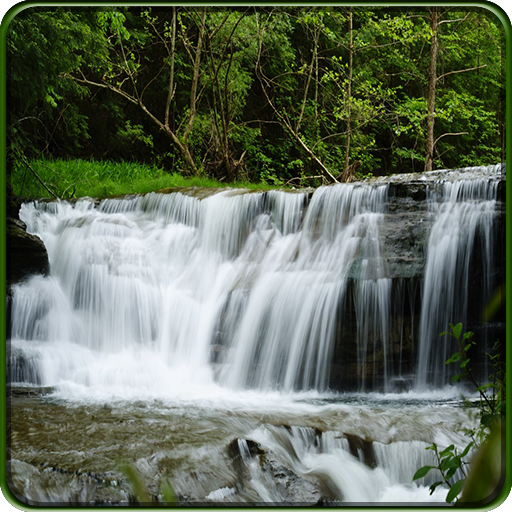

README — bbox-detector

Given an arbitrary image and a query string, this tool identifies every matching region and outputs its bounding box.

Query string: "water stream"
[7,164,504,504]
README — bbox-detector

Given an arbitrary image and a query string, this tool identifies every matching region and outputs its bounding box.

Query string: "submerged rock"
[227,437,323,504]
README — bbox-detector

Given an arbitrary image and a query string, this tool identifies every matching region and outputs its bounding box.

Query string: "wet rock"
[6,186,51,341]
[7,185,49,286]
[260,455,322,504]
[227,437,323,504]
[344,433,376,469]
[7,459,130,505]
[7,217,49,287]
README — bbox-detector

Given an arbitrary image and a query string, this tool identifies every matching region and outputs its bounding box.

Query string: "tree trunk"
[425,7,438,173]
[341,8,354,182]
[164,7,177,130]
[183,7,206,143]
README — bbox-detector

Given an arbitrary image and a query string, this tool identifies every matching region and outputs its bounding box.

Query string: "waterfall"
[9,165,503,394]
[8,165,503,505]
[416,166,501,387]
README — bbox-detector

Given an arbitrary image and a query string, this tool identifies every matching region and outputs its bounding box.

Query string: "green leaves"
[440,322,463,340]
[446,479,465,503]
[413,465,434,481]
[7,6,505,182]
[415,323,505,504]
[414,442,471,503]
[440,323,476,384]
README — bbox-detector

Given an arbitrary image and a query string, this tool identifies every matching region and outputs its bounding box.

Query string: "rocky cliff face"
[327,169,506,391]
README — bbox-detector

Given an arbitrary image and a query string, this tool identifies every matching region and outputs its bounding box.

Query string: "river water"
[7,165,503,505]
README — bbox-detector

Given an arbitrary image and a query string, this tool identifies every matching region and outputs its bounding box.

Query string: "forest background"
[5,4,507,197]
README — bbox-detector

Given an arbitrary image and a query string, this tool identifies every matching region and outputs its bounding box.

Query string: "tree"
[6,6,505,186]
[254,8,339,184]
[68,7,207,175]
[425,7,438,173]
[7,8,105,161]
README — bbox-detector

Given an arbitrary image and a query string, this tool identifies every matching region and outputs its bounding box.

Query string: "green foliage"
[413,323,505,504]
[6,6,505,188]
[7,8,107,159]
[9,158,286,200]
[460,422,503,503]
[117,121,154,149]
[441,322,475,383]
[413,442,472,502]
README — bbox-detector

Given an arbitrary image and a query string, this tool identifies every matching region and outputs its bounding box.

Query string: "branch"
[437,65,487,82]
[254,14,338,184]
[183,7,206,142]
[68,72,138,106]
[14,147,58,199]
[118,32,140,102]
[438,10,472,26]
[434,132,468,145]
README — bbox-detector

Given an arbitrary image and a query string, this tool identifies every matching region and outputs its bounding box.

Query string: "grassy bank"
[10,158,284,200]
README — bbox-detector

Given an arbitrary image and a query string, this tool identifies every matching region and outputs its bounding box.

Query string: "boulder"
[6,184,50,287]
[7,216,49,287]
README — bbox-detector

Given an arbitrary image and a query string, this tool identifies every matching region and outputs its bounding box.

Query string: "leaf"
[450,323,463,340]
[413,465,434,480]
[446,478,465,503]
[460,358,470,368]
[440,454,462,472]
[160,479,177,504]
[452,374,462,383]
[462,331,474,341]
[446,353,461,364]
[439,445,455,457]
[460,442,474,458]
[429,481,444,495]
[481,413,498,427]
[482,285,504,322]
[120,462,150,503]
[476,383,496,392]
[445,467,458,480]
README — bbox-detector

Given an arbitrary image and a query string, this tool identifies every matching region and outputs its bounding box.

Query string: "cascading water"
[416,167,501,387]
[11,183,394,393]
[7,164,504,504]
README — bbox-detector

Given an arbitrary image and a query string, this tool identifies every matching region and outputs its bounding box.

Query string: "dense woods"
[7,5,506,188]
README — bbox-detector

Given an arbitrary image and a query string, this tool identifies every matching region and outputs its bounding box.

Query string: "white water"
[12,184,393,394]
[416,166,501,387]
[8,165,503,504]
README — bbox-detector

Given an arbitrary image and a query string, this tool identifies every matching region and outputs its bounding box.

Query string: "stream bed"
[8,386,474,505]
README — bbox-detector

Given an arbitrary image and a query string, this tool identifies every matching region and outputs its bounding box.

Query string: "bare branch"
[14,147,59,199]
[183,7,206,142]
[68,73,138,106]
[436,65,487,82]
[118,32,139,102]
[438,10,471,26]
[434,131,468,146]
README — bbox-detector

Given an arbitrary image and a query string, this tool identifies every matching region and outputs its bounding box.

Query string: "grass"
[10,158,286,200]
